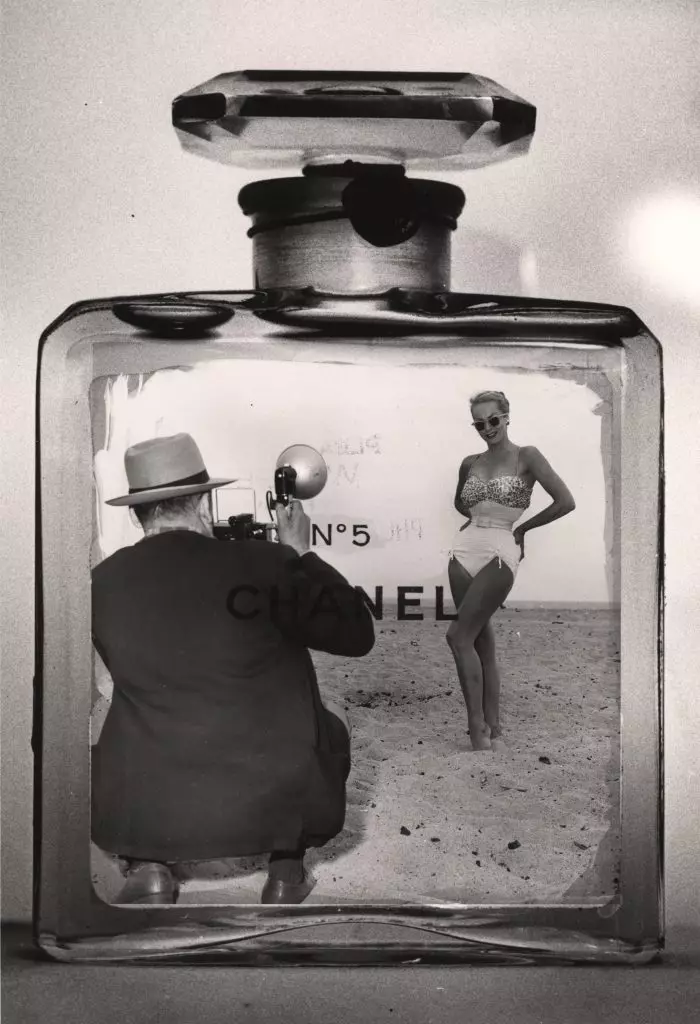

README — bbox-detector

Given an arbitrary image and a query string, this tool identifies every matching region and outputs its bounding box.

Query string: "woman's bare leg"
[448,558,486,744]
[447,557,513,750]
[474,623,504,742]
[448,555,473,610]
[448,559,502,739]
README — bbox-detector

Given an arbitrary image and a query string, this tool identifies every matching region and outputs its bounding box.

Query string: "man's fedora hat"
[107,433,235,506]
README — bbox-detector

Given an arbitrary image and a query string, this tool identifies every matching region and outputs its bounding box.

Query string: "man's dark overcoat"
[91,530,374,861]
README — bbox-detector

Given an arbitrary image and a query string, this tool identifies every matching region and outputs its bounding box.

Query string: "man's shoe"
[116,862,179,905]
[260,872,315,905]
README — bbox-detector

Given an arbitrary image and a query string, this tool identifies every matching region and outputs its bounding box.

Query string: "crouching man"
[91,433,374,905]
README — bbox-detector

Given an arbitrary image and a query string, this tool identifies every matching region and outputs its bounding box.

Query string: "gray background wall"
[2,0,698,925]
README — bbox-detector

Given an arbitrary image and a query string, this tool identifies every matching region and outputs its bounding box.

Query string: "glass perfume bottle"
[34,72,663,964]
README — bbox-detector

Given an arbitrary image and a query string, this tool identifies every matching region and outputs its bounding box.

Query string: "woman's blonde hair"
[470,390,510,414]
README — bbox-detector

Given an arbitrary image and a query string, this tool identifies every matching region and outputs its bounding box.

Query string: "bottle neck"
[239,169,464,295]
[250,217,453,294]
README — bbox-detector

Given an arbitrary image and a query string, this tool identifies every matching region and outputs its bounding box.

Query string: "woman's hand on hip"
[513,526,525,561]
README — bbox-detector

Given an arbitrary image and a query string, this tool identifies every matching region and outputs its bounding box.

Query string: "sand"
[92,606,621,907]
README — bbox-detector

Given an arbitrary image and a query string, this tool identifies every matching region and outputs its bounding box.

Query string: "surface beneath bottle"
[40,917,659,965]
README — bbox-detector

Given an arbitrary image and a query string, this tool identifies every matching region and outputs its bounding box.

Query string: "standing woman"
[447,391,576,751]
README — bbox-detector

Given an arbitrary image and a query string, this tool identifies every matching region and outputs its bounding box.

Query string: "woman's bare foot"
[488,725,507,752]
[469,725,492,752]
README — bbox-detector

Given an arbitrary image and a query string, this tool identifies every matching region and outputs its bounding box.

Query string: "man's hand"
[275,498,311,556]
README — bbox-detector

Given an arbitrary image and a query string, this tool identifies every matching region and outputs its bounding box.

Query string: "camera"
[213,445,328,542]
[213,513,276,542]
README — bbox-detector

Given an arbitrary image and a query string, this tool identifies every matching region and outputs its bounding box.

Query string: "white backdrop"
[96,365,608,603]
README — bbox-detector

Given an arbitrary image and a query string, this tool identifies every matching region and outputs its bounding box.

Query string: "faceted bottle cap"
[172,70,536,171]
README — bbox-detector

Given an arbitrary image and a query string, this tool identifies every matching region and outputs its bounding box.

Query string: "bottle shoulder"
[40,287,649,348]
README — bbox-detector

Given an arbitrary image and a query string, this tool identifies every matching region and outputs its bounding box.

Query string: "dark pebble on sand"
[400,826,411,836]
[430,837,441,843]
[539,756,551,764]
[507,840,521,850]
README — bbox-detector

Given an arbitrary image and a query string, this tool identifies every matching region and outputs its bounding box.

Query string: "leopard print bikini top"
[460,447,534,512]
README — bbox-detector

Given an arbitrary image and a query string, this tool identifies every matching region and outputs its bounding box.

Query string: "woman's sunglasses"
[473,414,507,432]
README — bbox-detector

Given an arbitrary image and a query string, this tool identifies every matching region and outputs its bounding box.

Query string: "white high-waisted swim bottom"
[449,523,521,578]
